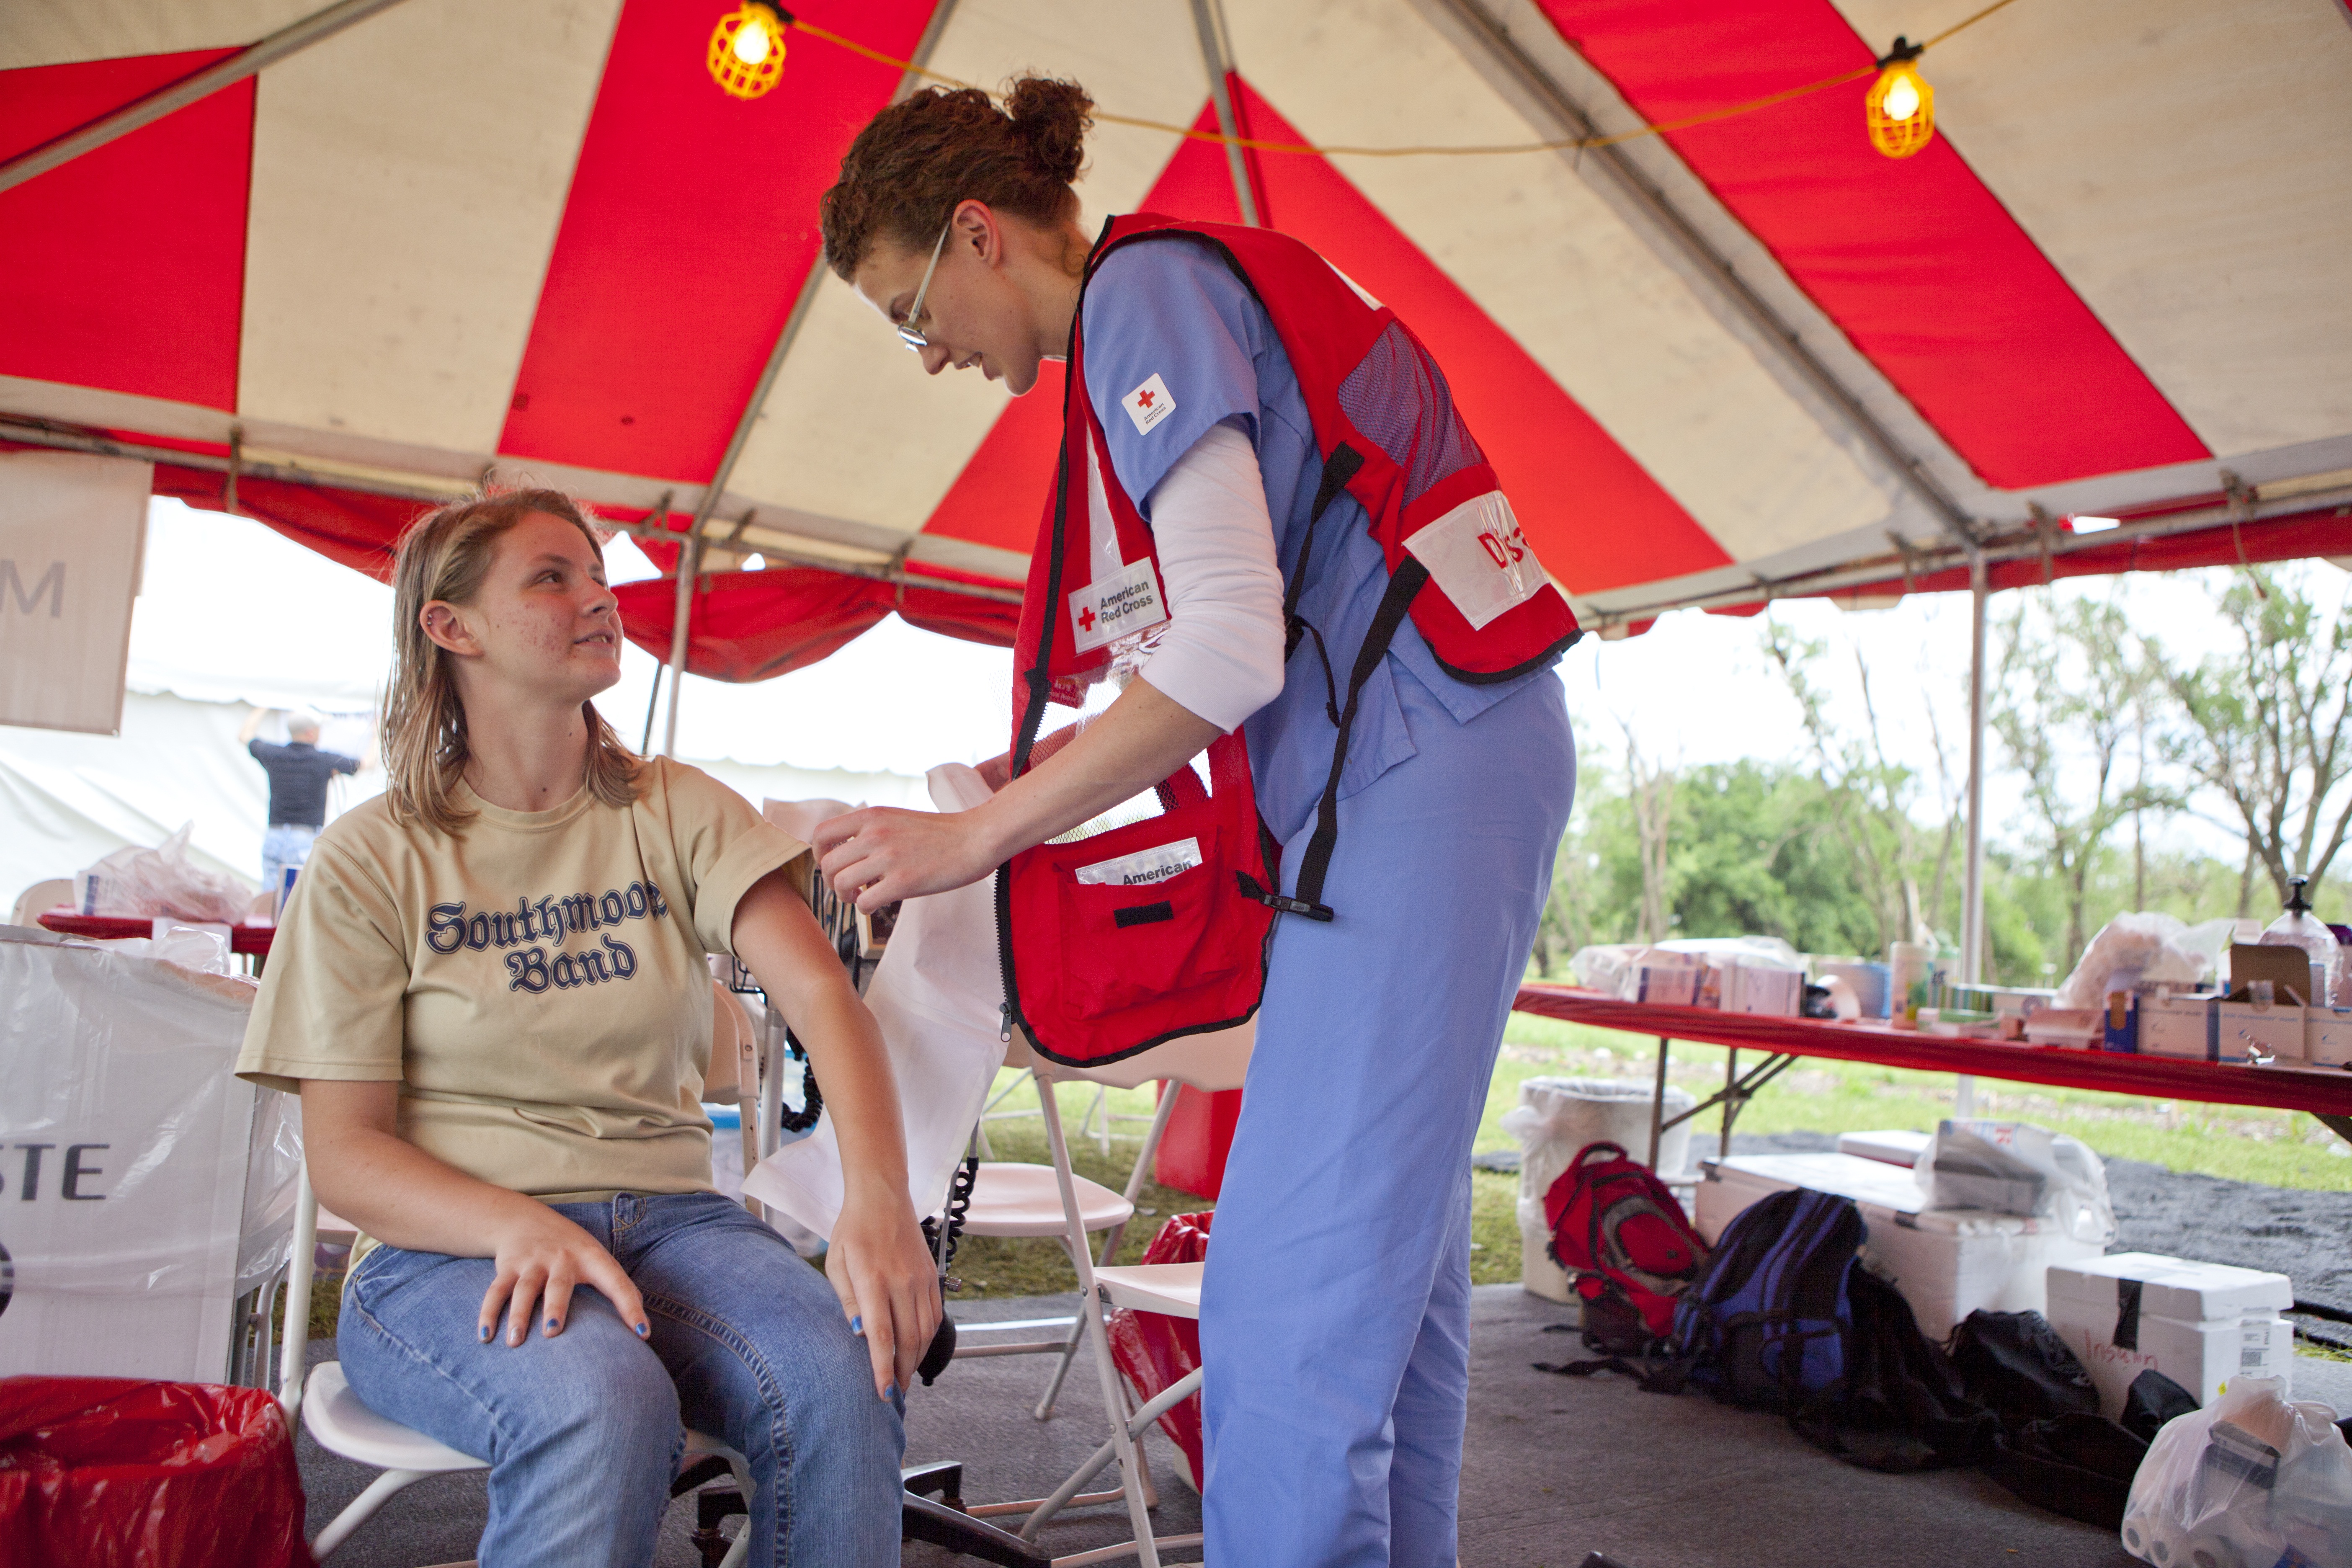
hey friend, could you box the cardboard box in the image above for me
[2139,994,2217,1060]
[1723,963,1802,1016]
[1696,1154,2105,1344]
[1623,962,1700,1006]
[2311,1008,2352,1068]
[2046,1252,2295,1415]
[2211,998,2308,1063]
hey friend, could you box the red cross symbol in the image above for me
[1077,606,1096,631]
[1134,389,1155,409]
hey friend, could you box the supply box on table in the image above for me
[2045,1252,2294,1417]
[1694,1152,2106,1344]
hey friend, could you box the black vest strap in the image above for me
[1284,557,1429,921]
[1282,442,1364,663]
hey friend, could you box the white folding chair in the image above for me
[950,1029,1189,1424]
[967,1024,1250,1567]
[277,1167,758,1566]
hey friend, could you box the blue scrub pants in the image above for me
[1200,663,1575,1567]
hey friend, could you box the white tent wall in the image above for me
[0,686,930,922]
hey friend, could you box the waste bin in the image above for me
[1503,1077,1696,1304]
[0,1376,311,1567]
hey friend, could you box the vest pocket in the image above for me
[1051,825,1240,1020]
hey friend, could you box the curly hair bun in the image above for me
[1005,76,1094,188]
[820,75,1096,281]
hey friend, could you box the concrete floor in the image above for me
[293,1282,2352,1565]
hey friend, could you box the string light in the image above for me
[708,3,789,101]
[1865,37,1936,158]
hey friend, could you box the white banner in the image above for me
[0,451,151,735]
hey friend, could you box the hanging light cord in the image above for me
[789,0,2025,161]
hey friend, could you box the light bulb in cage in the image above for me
[1865,37,1935,159]
[709,3,790,101]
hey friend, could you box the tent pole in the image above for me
[0,0,413,197]
[1190,0,1260,226]
[1956,549,1990,1118]
[661,532,700,759]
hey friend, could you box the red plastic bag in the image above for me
[0,1377,312,1568]
[1104,1212,1212,1490]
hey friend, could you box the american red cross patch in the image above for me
[1121,374,1175,435]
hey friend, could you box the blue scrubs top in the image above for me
[1078,235,1560,848]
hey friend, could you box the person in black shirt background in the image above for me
[238,707,367,900]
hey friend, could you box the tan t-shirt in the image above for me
[237,758,802,1201]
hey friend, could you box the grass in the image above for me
[286,1024,2351,1338]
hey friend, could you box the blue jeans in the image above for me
[339,1191,904,1568]
[260,823,318,907]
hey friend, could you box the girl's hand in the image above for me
[478,1202,648,1348]
[825,1190,944,1399]
[813,807,999,912]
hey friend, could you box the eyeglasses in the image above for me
[895,221,953,352]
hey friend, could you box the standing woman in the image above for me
[813,81,1575,1567]
[237,490,938,1567]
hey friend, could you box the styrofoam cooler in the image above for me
[1694,1153,2107,1343]
[0,931,296,1382]
[2046,1252,2295,1416]
[1508,1077,1696,1303]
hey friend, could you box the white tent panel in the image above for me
[727,0,1218,540]
[238,0,624,456]
[0,0,315,70]
[1238,0,1901,564]
[1835,0,2352,460]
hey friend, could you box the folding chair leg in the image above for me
[310,1468,441,1561]
[1034,1080,1162,1568]
[1032,1310,1088,1421]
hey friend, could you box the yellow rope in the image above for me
[789,0,2024,160]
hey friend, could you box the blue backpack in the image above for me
[1668,1187,1866,1413]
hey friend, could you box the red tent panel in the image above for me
[1539,0,2210,489]
[0,51,252,411]
[616,565,1016,682]
[926,86,1729,596]
[497,0,943,482]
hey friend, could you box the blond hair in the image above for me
[382,488,643,834]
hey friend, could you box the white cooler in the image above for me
[1695,1153,2107,1344]
[2046,1252,2295,1416]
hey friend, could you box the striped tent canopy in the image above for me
[5,0,2349,673]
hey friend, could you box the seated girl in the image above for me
[237,489,938,1568]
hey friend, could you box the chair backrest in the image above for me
[10,878,71,928]
[701,980,755,1105]
[1013,1019,1253,1094]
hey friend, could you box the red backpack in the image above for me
[1542,1141,1710,1353]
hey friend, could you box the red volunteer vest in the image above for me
[999,215,1581,1067]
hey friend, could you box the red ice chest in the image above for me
[1152,1084,1243,1199]
[0,1377,312,1568]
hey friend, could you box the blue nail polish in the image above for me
[849,1315,863,1334]
[479,1324,491,1342]
[636,1322,650,1338]
[885,1382,899,1401]
[545,1317,558,1330]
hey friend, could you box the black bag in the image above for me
[1789,1268,2000,1473]
[1948,1309,2101,1425]
[1953,1305,2200,1533]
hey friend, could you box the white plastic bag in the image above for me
[2120,1376,2352,1567]
[743,765,1011,1240]
[75,823,251,924]
[2056,912,2218,1010]
[1914,1119,2117,1244]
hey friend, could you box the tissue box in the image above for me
[2046,1253,2294,1415]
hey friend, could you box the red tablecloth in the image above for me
[1513,983,2352,1118]
[36,912,276,957]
